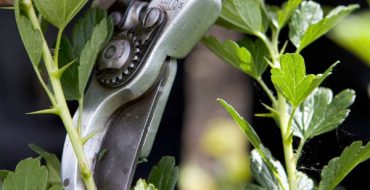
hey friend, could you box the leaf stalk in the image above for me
[256,77,277,105]
[277,94,298,190]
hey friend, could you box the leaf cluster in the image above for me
[203,0,366,189]
[12,0,113,189]
[0,145,63,190]
[15,0,113,103]
[59,8,113,101]
[133,156,179,190]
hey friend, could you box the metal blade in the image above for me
[61,58,176,190]
[94,59,176,189]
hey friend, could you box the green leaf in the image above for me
[292,88,355,140]
[250,149,288,190]
[202,36,269,79]
[48,185,64,190]
[60,8,113,101]
[78,17,109,97]
[72,8,111,56]
[134,179,157,190]
[277,0,303,28]
[201,36,255,76]
[2,158,48,190]
[32,0,64,28]
[217,0,263,34]
[319,141,370,190]
[29,144,62,186]
[271,53,315,107]
[33,0,88,29]
[239,37,269,78]
[289,1,323,47]
[14,0,43,68]
[0,170,10,181]
[271,53,336,107]
[0,170,10,189]
[330,13,370,67]
[59,37,79,100]
[297,172,314,190]
[297,4,359,52]
[148,156,179,190]
[218,99,263,154]
[218,99,280,183]
[308,62,338,94]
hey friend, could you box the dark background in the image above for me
[0,0,369,189]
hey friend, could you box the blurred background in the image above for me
[0,0,369,189]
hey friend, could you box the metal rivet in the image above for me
[142,8,162,29]
[104,45,117,59]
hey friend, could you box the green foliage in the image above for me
[59,37,79,100]
[148,156,179,190]
[14,0,43,68]
[319,141,370,190]
[218,99,264,153]
[202,36,268,79]
[78,18,109,98]
[239,37,269,78]
[205,1,362,190]
[134,179,157,190]
[29,144,62,186]
[217,99,279,180]
[292,88,355,140]
[48,185,64,190]
[291,4,358,52]
[6,0,365,189]
[330,12,370,67]
[289,1,323,47]
[72,8,113,57]
[248,150,313,190]
[0,171,9,181]
[217,0,266,34]
[59,8,113,101]
[271,53,336,107]
[11,0,113,188]
[277,0,303,28]
[0,170,10,189]
[2,158,48,190]
[33,0,88,29]
[0,145,63,190]
[250,149,288,190]
[296,172,314,190]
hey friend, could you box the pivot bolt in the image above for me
[142,8,163,30]
[98,38,132,70]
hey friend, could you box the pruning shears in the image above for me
[61,0,221,189]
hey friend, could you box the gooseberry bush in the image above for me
[0,0,178,190]
[203,0,369,190]
[0,0,368,189]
